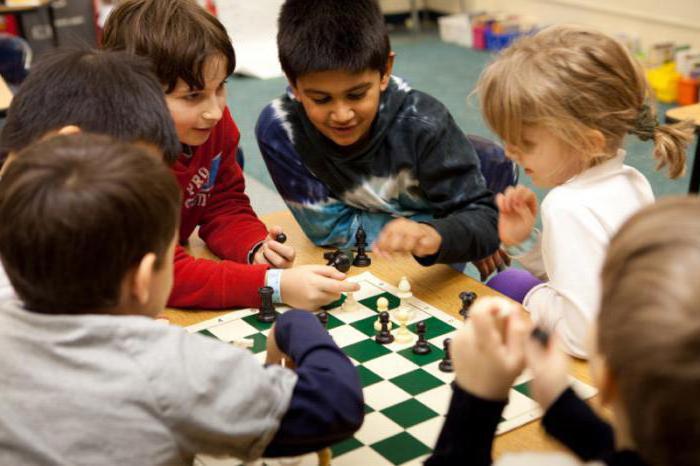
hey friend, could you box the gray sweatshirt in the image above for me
[0,300,297,465]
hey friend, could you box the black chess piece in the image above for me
[438,338,454,372]
[326,250,351,273]
[353,226,371,267]
[412,321,431,355]
[275,232,287,243]
[531,327,550,347]
[459,291,477,318]
[317,311,329,329]
[375,311,394,344]
[256,286,278,323]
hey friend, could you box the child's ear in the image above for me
[0,152,17,176]
[131,253,158,306]
[379,52,396,91]
[587,129,607,156]
[595,358,619,406]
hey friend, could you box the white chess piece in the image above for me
[374,297,389,332]
[394,307,413,344]
[342,291,359,311]
[397,276,413,299]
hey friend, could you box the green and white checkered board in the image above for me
[188,272,596,466]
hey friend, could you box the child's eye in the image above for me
[347,92,366,100]
[183,93,202,101]
[312,97,331,105]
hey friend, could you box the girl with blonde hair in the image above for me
[478,25,694,357]
[428,196,700,466]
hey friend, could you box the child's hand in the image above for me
[281,265,360,310]
[452,297,531,400]
[265,323,295,368]
[496,186,538,246]
[253,225,296,268]
[473,248,511,281]
[373,218,442,259]
[524,330,571,409]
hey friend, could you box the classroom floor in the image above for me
[229,29,697,215]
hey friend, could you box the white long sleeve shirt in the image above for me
[516,151,654,358]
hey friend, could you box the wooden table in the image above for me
[0,74,12,116]
[164,210,595,458]
[666,103,700,194]
[0,0,58,47]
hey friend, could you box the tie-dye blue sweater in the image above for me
[255,77,498,265]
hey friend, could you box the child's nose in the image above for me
[331,103,355,124]
[202,98,224,122]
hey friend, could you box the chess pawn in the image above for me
[375,311,394,344]
[317,311,329,329]
[438,338,454,372]
[396,276,412,299]
[394,307,413,344]
[412,320,431,355]
[374,297,389,331]
[342,291,358,311]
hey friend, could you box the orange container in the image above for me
[678,77,699,105]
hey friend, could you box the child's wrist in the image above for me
[503,229,539,257]
[265,269,284,303]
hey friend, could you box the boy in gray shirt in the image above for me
[0,134,362,465]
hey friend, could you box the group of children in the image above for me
[0,0,697,464]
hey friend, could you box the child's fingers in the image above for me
[495,193,508,213]
[308,265,347,280]
[267,241,296,263]
[318,277,360,294]
[504,310,532,367]
[262,248,286,267]
[524,328,552,369]
[469,297,508,349]
[268,225,284,237]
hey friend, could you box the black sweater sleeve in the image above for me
[424,384,506,466]
[416,111,500,265]
[262,310,364,457]
[542,387,615,460]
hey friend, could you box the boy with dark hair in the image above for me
[256,0,499,268]
[0,133,363,465]
[103,0,356,311]
[0,48,181,165]
[0,47,181,303]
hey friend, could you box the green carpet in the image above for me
[227,31,696,201]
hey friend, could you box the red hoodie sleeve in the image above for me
[168,244,269,309]
[198,109,269,264]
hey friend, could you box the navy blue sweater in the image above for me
[263,311,364,456]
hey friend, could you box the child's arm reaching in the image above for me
[262,311,364,457]
[525,331,615,460]
[426,297,530,466]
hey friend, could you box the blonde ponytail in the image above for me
[629,103,693,179]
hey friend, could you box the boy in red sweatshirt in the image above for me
[103,0,357,310]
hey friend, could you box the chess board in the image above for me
[187,272,596,466]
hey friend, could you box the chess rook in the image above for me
[256,286,277,323]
